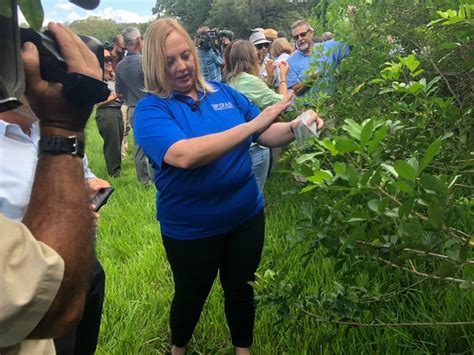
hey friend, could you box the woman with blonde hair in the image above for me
[134,18,323,355]
[268,37,294,89]
[227,40,289,192]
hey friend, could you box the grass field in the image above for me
[85,120,473,354]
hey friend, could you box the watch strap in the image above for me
[38,135,85,158]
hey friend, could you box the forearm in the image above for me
[165,122,256,169]
[278,73,288,95]
[24,126,94,338]
[257,122,294,147]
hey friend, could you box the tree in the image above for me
[152,0,213,33]
[68,17,122,42]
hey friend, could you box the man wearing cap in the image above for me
[287,19,350,97]
[264,28,278,42]
[249,30,271,80]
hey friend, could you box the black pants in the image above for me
[54,256,105,355]
[162,210,265,348]
[96,106,124,177]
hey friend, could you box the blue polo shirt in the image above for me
[134,82,263,240]
[287,39,350,97]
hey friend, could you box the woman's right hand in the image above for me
[278,61,289,78]
[249,91,293,133]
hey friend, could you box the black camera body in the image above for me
[20,28,104,84]
[0,0,102,112]
[195,28,234,52]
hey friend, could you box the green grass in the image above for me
[85,121,473,354]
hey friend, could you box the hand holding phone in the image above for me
[91,187,114,212]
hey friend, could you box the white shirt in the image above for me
[0,120,96,221]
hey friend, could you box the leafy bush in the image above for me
[254,1,473,353]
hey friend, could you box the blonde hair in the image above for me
[227,40,261,80]
[270,37,293,58]
[142,17,214,98]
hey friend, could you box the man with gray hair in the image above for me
[116,27,154,186]
[287,20,350,97]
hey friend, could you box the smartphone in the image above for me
[91,187,114,212]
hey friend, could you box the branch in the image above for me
[355,240,474,265]
[373,256,472,285]
[376,187,469,243]
[299,309,474,327]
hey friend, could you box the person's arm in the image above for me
[233,74,284,110]
[163,92,293,169]
[291,71,320,96]
[96,92,118,108]
[277,61,289,95]
[115,67,124,100]
[20,22,101,339]
[257,109,324,147]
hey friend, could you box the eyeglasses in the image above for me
[293,29,311,40]
[255,42,270,50]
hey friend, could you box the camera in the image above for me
[20,28,105,84]
[195,28,234,52]
[0,0,102,112]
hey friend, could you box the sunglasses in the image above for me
[293,29,311,40]
[255,42,270,50]
[104,57,113,63]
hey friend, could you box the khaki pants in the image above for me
[120,104,131,158]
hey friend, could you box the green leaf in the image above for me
[427,201,443,227]
[307,170,333,184]
[419,139,442,173]
[18,0,44,30]
[394,180,414,194]
[368,199,381,213]
[300,185,318,193]
[340,225,365,253]
[420,174,448,196]
[360,119,374,149]
[407,157,419,173]
[335,137,359,154]
[381,163,398,178]
[346,163,359,187]
[394,160,417,181]
[342,119,362,140]
[367,125,388,154]
[399,197,415,218]
[334,162,346,177]
[318,138,338,155]
[295,153,318,165]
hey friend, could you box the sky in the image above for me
[19,0,157,25]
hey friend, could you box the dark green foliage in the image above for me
[253,0,474,353]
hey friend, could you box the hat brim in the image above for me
[252,39,271,45]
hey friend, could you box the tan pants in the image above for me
[120,104,131,158]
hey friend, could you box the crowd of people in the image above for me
[93,20,350,190]
[1,7,348,355]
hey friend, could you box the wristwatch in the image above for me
[38,135,85,158]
